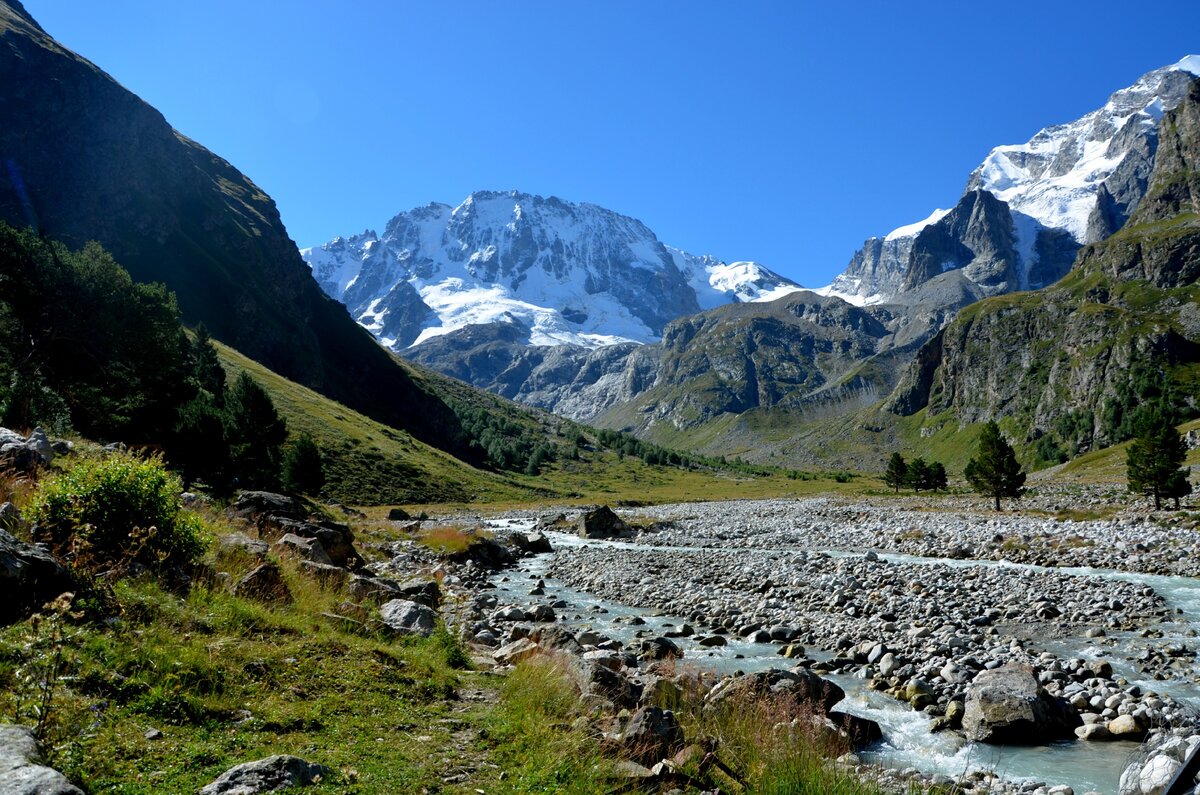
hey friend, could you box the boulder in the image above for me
[273,534,332,565]
[529,625,583,655]
[227,491,306,524]
[215,533,269,561]
[827,711,883,749]
[508,532,553,555]
[198,754,330,794]
[386,507,411,521]
[620,707,684,765]
[639,637,682,661]
[705,668,845,716]
[0,724,83,794]
[232,563,292,606]
[378,599,436,638]
[1106,714,1145,740]
[493,638,541,666]
[574,660,641,709]
[0,529,76,625]
[577,506,631,539]
[268,518,360,569]
[962,664,1078,744]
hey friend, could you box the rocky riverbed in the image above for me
[458,497,1200,794]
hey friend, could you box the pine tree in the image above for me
[227,372,288,489]
[191,323,228,405]
[906,457,930,492]
[1127,408,1189,510]
[964,421,1026,511]
[928,461,948,493]
[884,453,907,493]
[281,433,325,496]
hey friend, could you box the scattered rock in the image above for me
[232,563,292,606]
[578,506,632,539]
[0,724,83,794]
[198,754,331,795]
[0,529,77,625]
[962,663,1078,744]
[378,599,436,638]
[620,706,684,765]
[387,507,411,521]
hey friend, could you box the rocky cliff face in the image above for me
[592,292,903,436]
[404,326,658,422]
[0,1,470,455]
[890,77,1200,450]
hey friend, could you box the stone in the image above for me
[531,605,556,623]
[0,529,76,625]
[530,625,583,655]
[1075,723,1109,740]
[378,599,436,638]
[227,491,306,524]
[1139,754,1181,794]
[621,706,684,765]
[232,563,292,605]
[577,505,632,539]
[0,724,83,794]
[639,637,682,661]
[25,428,54,465]
[827,711,883,749]
[574,660,640,709]
[198,754,330,794]
[274,533,332,565]
[697,635,727,647]
[961,664,1077,744]
[1106,714,1145,739]
[215,533,269,560]
[493,638,541,666]
[706,668,845,716]
[387,507,411,521]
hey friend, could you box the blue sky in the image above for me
[23,1,1200,286]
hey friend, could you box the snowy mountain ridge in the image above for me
[821,55,1200,305]
[303,190,802,351]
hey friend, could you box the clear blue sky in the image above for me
[22,1,1200,286]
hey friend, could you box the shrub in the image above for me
[29,451,208,572]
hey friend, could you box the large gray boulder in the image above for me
[0,724,84,794]
[378,599,436,637]
[962,663,1078,744]
[577,505,631,539]
[0,529,76,625]
[620,706,684,765]
[705,668,845,716]
[198,754,330,794]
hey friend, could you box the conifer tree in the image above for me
[1127,408,1189,510]
[281,433,325,496]
[906,457,931,492]
[928,461,948,493]
[964,421,1026,511]
[227,372,287,489]
[884,453,907,493]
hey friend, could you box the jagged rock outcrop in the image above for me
[824,56,1200,306]
[0,1,470,458]
[890,77,1200,449]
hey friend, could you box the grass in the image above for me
[0,551,491,794]
[418,524,491,556]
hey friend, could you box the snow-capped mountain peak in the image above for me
[303,190,802,352]
[820,56,1200,306]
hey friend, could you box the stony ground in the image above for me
[454,493,1200,795]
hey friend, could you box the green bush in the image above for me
[29,451,208,571]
